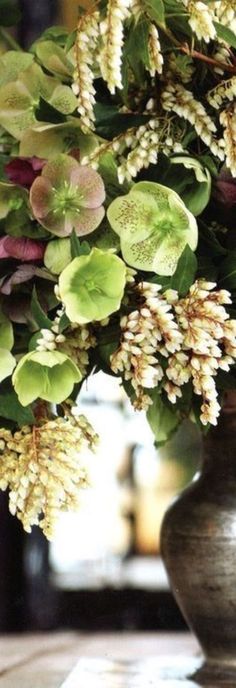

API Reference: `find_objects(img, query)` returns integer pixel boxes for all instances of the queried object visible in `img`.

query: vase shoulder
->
[161,416,236,673]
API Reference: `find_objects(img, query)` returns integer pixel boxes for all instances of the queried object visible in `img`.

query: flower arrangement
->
[0,0,235,538]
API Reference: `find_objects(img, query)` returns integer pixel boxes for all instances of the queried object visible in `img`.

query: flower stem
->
[0,28,21,51]
[180,43,236,75]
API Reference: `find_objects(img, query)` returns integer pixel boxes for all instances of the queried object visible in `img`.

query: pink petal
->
[71,165,106,208]
[30,176,54,219]
[41,155,79,188]
[73,205,105,235]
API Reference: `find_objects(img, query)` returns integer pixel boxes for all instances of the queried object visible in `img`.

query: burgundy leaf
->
[0,237,9,258]
[5,157,46,189]
[215,170,236,209]
[1,264,37,294]
[3,236,45,261]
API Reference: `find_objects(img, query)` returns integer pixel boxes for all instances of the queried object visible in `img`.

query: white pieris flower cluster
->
[162,83,225,160]
[117,119,160,183]
[0,409,98,539]
[111,280,236,426]
[211,0,236,31]
[72,10,99,132]
[182,0,216,42]
[36,310,96,378]
[72,0,235,177]
[180,0,236,39]
[208,76,236,109]
[130,0,143,20]
[148,24,163,77]
[130,0,163,77]
[212,44,232,76]
[110,281,183,410]
[165,280,236,426]
[220,104,236,176]
[98,0,131,95]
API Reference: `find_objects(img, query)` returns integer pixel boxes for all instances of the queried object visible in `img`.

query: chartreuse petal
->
[107,181,198,276]
[44,238,71,274]
[13,350,81,406]
[107,190,157,242]
[35,41,73,78]
[0,63,46,139]
[0,182,28,219]
[49,85,77,115]
[0,311,14,350]
[20,120,98,160]
[0,51,34,87]
[59,248,126,324]
[0,349,16,383]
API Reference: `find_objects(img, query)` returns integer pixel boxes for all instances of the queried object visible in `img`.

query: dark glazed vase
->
[161,396,236,684]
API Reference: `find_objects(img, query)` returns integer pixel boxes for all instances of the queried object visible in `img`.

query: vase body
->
[161,400,236,683]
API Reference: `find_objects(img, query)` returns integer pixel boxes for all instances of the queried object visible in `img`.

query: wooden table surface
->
[0,631,219,687]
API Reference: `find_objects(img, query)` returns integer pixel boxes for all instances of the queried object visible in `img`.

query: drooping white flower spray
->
[148,24,163,76]
[111,280,236,426]
[98,0,131,95]
[220,104,236,176]
[161,83,225,160]
[0,407,98,539]
[181,0,216,42]
[72,9,100,131]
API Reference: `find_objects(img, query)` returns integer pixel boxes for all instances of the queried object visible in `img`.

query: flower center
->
[53,181,84,215]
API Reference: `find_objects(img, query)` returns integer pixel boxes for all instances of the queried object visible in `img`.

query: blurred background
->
[0,0,201,634]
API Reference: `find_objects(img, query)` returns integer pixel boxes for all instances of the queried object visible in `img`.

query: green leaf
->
[147,391,179,446]
[98,152,130,204]
[31,287,53,330]
[94,102,147,139]
[171,245,197,296]
[70,231,91,259]
[214,21,236,49]
[0,390,34,426]
[198,221,227,257]
[0,0,21,25]
[126,18,150,80]
[219,253,236,289]
[144,0,165,24]
[58,312,70,333]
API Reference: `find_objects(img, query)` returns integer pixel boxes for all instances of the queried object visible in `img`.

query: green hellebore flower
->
[59,247,126,324]
[30,154,105,237]
[107,181,198,276]
[13,350,81,406]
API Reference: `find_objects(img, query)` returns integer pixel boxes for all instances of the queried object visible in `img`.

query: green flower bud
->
[13,351,81,406]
